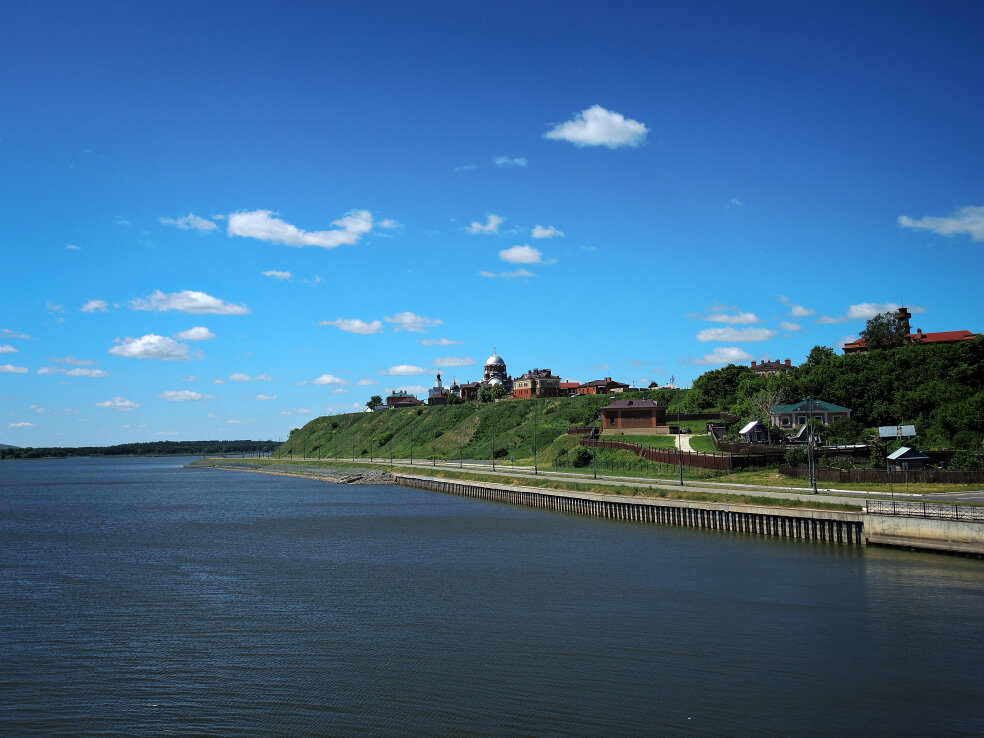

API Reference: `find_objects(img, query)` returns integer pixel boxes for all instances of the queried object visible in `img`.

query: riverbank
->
[188,458,393,485]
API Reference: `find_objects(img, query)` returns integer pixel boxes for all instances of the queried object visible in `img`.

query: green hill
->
[279,390,688,463]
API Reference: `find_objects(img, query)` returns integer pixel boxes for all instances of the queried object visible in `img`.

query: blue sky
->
[2,1,982,446]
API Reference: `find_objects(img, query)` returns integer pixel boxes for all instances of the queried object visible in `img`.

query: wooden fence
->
[581,438,779,471]
[779,465,984,484]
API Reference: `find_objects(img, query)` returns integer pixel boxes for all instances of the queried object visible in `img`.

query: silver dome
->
[488,376,504,386]
[486,353,505,366]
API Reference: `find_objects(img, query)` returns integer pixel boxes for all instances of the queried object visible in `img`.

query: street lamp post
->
[806,396,818,494]
[533,400,538,475]
[678,405,684,486]
[492,425,496,472]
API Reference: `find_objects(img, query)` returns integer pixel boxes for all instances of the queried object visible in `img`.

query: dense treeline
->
[684,337,984,449]
[0,439,279,459]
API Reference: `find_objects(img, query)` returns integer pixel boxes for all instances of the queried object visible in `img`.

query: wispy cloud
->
[356,377,377,386]
[131,290,249,315]
[95,397,139,411]
[229,373,274,382]
[65,244,81,251]
[0,344,17,354]
[109,334,196,361]
[691,346,754,365]
[312,374,347,385]
[778,295,814,318]
[899,206,984,242]
[421,337,461,346]
[466,214,504,234]
[453,164,478,172]
[690,305,761,324]
[46,301,66,314]
[320,317,384,334]
[160,213,218,232]
[228,209,372,249]
[434,356,475,368]
[0,364,29,373]
[386,364,427,376]
[780,321,802,332]
[81,299,110,313]
[158,390,213,402]
[479,269,536,279]
[493,156,527,167]
[9,421,35,427]
[262,269,292,281]
[378,218,403,231]
[384,312,442,333]
[253,394,278,401]
[175,327,215,341]
[532,225,563,239]
[544,105,648,148]
[2,329,32,339]
[696,327,777,343]
[817,302,925,324]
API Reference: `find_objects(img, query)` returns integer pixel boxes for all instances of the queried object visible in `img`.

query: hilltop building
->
[842,307,977,353]
[750,359,795,376]
[600,399,668,435]
[513,368,561,399]
[577,377,630,395]
[385,390,424,409]
[427,372,450,405]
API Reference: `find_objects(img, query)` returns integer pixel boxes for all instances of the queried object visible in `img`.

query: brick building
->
[601,399,668,434]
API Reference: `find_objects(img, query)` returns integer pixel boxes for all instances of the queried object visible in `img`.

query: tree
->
[366,395,383,410]
[806,345,836,365]
[490,384,507,400]
[861,311,908,350]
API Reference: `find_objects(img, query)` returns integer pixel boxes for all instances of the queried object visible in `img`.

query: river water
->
[1,456,982,736]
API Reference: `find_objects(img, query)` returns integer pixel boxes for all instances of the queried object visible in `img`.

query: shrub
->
[784,447,807,466]
[571,446,592,468]
[377,431,394,446]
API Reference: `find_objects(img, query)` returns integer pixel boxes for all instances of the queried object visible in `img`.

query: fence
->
[566,425,597,436]
[581,437,778,471]
[865,500,984,522]
[779,465,984,485]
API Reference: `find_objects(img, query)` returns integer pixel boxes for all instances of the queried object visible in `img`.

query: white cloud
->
[493,156,527,167]
[386,364,427,376]
[52,356,96,365]
[384,311,442,333]
[253,394,277,401]
[81,299,110,313]
[183,375,198,382]
[109,334,195,361]
[696,327,777,342]
[9,421,35,427]
[64,368,109,377]
[544,105,648,148]
[692,346,754,365]
[899,206,984,242]
[0,364,28,373]
[46,301,66,314]
[160,213,218,232]
[835,335,858,350]
[65,244,81,251]
[378,218,403,230]
[694,309,761,325]
[778,295,814,317]
[229,373,274,382]
[328,388,347,394]
[228,209,372,249]
[393,385,427,394]
[499,244,551,264]
[532,225,564,239]
[282,408,313,415]
[421,338,462,346]
[226,419,248,425]
[466,214,504,234]
[95,397,139,411]
[453,164,478,172]
[262,269,293,281]
[479,269,536,279]
[730,198,745,207]
[37,367,59,375]
[0,344,17,354]
[356,377,377,386]
[1,329,31,339]
[780,321,802,332]
[158,390,213,402]
[131,289,249,315]
[434,356,475,368]
[818,302,925,324]
[312,374,347,385]
[320,318,384,334]
[175,326,215,341]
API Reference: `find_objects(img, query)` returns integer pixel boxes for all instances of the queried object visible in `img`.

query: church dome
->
[486,353,505,366]
[488,376,504,386]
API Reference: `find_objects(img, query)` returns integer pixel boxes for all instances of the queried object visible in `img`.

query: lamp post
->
[492,424,496,472]
[410,421,413,465]
[678,405,684,486]
[533,399,538,475]
[806,396,818,494]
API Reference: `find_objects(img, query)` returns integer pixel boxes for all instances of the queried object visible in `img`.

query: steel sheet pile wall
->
[394,475,863,545]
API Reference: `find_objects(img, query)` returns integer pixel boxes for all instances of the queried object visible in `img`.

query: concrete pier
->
[394,474,864,545]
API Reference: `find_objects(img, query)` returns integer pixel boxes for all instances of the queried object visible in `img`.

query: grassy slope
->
[282,395,615,462]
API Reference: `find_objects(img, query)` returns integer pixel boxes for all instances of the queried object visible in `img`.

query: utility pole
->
[678,405,684,486]
[410,421,413,465]
[806,396,818,494]
[533,400,538,475]
[492,424,496,472]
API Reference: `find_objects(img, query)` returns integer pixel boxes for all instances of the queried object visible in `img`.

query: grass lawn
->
[597,434,679,449]
[688,435,717,453]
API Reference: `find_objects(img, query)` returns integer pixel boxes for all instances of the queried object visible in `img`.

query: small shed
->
[878,425,916,440]
[738,420,770,444]
[887,446,931,470]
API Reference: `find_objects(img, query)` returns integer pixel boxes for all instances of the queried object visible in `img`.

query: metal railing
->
[865,500,984,522]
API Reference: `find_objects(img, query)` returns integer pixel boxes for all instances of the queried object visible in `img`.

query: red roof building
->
[842,307,977,353]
